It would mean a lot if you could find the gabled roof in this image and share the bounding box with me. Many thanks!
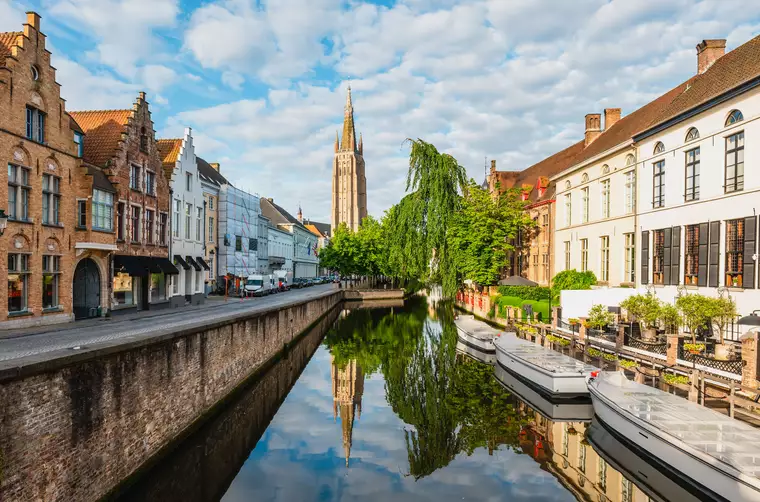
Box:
[304,220,331,238]
[514,140,586,204]
[197,156,229,187]
[85,164,117,193]
[305,224,323,238]
[157,138,182,182]
[260,198,308,231]
[69,110,131,167]
[0,32,20,65]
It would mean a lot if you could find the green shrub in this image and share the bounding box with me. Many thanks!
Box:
[663,373,690,386]
[497,285,551,301]
[520,300,550,321]
[551,269,597,302]
[619,359,637,369]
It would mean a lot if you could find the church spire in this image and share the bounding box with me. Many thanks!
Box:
[334,131,340,153]
[340,85,357,152]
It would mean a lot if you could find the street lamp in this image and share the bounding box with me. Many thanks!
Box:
[0,209,7,236]
[738,310,760,327]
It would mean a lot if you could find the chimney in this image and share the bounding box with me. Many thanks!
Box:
[696,39,726,74]
[584,113,602,147]
[604,108,621,130]
[26,12,40,31]
[490,159,496,174]
[209,163,220,172]
[138,91,146,101]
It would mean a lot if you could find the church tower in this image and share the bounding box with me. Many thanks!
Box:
[331,356,364,468]
[332,85,367,233]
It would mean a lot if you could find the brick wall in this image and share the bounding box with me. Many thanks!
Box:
[0,290,342,502]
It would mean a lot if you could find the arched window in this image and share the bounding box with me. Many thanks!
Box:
[685,127,699,142]
[31,65,39,81]
[565,180,571,190]
[601,165,610,175]
[726,109,744,126]
[625,154,635,166]
[654,142,665,154]
[581,173,589,183]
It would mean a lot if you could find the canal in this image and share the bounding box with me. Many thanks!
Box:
[114,296,711,502]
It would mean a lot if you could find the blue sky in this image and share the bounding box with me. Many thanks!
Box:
[2,0,760,222]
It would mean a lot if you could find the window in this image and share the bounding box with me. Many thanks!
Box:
[685,127,700,142]
[185,203,192,240]
[42,255,60,309]
[25,106,45,143]
[146,209,155,244]
[652,160,665,208]
[8,164,30,221]
[685,225,699,285]
[600,236,610,282]
[74,132,84,157]
[685,148,700,201]
[150,273,166,301]
[654,141,665,154]
[725,131,744,193]
[726,219,745,287]
[624,233,635,283]
[235,235,243,252]
[564,241,571,270]
[31,65,39,81]
[250,238,257,251]
[621,478,633,502]
[565,180,571,190]
[208,216,214,243]
[130,164,141,191]
[131,206,140,243]
[8,254,30,313]
[578,444,587,473]
[209,197,214,211]
[92,189,113,231]
[598,458,608,492]
[624,170,636,214]
[114,273,134,305]
[77,200,87,228]
[145,171,156,195]
[580,239,588,272]
[140,127,148,153]
[542,253,549,281]
[208,255,214,280]
[653,229,665,284]
[726,109,744,126]
[564,193,572,227]
[117,202,125,240]
[196,207,202,241]
[601,164,610,175]
[173,200,181,237]
[581,173,589,183]
[600,179,610,218]
[42,174,61,225]
[625,154,635,167]
[581,187,589,223]
[186,172,192,191]
[159,213,168,245]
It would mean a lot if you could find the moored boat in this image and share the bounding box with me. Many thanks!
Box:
[456,340,496,365]
[588,371,760,502]
[454,315,503,354]
[495,334,597,398]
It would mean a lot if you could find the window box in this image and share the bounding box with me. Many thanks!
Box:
[7,310,32,318]
[43,306,63,313]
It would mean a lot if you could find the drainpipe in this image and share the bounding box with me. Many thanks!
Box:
[168,187,174,297]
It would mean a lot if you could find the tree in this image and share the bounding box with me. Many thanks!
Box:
[658,303,682,334]
[550,270,597,303]
[709,296,738,345]
[676,294,713,343]
[620,293,661,330]
[587,304,614,330]
[448,181,535,286]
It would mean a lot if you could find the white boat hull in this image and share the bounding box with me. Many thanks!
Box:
[589,381,760,502]
[495,343,591,397]
[455,324,496,354]
[456,340,496,365]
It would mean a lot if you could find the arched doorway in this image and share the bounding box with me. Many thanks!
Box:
[73,258,101,320]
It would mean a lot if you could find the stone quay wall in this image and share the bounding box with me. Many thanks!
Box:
[0,290,342,502]
[343,289,405,301]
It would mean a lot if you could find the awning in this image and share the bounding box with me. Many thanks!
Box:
[196,256,211,271]
[114,255,149,277]
[269,255,285,265]
[174,255,191,270]
[156,257,180,275]
[186,256,202,271]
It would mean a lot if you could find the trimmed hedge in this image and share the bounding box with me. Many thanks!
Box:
[520,300,550,321]
[497,285,551,301]
[493,295,550,320]
[495,296,523,317]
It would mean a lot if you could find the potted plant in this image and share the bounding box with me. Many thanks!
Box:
[568,318,579,326]
[621,293,661,340]
[658,303,681,336]
[587,304,614,331]
[709,296,737,360]
[676,293,712,345]
[684,342,705,354]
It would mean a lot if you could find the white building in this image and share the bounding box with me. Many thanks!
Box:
[218,185,261,281]
[158,129,207,307]
[260,198,319,279]
[198,158,228,292]
[633,37,760,326]
[257,214,270,273]
[267,225,294,281]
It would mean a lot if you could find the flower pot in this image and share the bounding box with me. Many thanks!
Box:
[643,327,657,341]
[714,343,732,361]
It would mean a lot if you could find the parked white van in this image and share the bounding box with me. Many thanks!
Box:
[244,274,274,297]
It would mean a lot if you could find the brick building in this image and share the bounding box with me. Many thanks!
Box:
[70,93,177,314]
[0,13,84,328]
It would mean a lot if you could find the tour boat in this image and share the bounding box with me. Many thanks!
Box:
[493,363,593,422]
[588,418,722,502]
[588,371,760,502]
[456,340,496,365]
[454,315,502,354]
[494,334,597,398]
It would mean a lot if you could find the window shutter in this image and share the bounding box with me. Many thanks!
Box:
[744,216,757,289]
[671,226,681,286]
[663,227,672,285]
[698,222,708,287]
[709,221,721,287]
[641,231,649,285]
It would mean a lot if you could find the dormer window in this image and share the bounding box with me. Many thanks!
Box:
[625,154,635,166]
[581,173,589,183]
[726,109,744,126]
[140,127,148,153]
[31,65,39,81]
[685,127,700,142]
[653,142,665,154]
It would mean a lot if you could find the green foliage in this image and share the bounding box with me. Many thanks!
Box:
[586,304,614,329]
[663,373,690,386]
[448,180,536,286]
[497,285,550,301]
[547,334,570,346]
[587,348,602,357]
[519,300,549,321]
[550,269,597,302]
[684,342,705,352]
[620,293,661,329]
[709,296,738,344]
[619,359,637,369]
[676,294,714,343]
[658,303,681,334]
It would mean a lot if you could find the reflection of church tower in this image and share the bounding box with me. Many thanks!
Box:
[331,356,364,467]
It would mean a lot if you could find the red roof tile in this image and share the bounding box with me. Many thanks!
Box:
[157,138,182,182]
[0,32,21,65]
[69,110,131,167]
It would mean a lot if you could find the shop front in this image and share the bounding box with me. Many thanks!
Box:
[112,255,179,313]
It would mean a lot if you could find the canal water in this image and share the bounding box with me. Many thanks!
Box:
[116,296,709,502]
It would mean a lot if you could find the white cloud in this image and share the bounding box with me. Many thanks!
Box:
[221,71,245,90]
[0,0,24,32]
[140,64,178,93]
[54,56,139,111]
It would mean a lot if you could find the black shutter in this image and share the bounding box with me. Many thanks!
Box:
[698,223,708,287]
[709,221,721,288]
[744,216,757,289]
[671,226,681,286]
[663,227,672,285]
[641,231,649,285]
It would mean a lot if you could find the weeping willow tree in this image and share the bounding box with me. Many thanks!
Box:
[384,140,467,296]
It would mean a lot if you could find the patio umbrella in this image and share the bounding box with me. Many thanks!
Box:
[497,276,539,287]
